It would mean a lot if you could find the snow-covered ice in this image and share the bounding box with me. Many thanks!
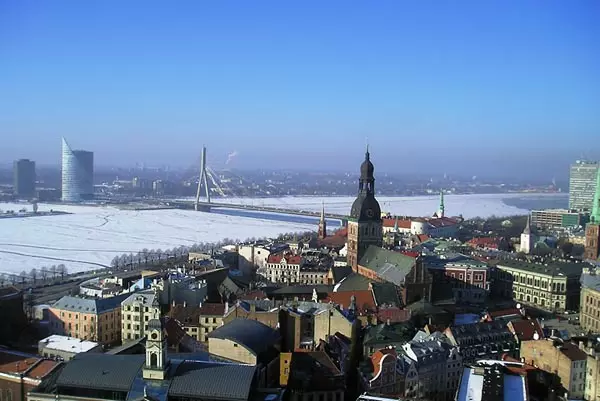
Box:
[0,193,566,275]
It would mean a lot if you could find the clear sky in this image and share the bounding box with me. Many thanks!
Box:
[1,1,599,178]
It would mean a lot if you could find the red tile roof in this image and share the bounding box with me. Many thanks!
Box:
[382,218,412,229]
[510,319,544,341]
[416,234,430,243]
[0,350,58,379]
[489,308,523,320]
[400,251,420,258]
[26,359,59,379]
[199,302,226,316]
[376,307,411,324]
[467,237,504,249]
[267,253,302,264]
[324,291,375,311]
[426,217,459,228]
[239,290,268,301]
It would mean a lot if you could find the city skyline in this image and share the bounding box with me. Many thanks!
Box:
[1,1,599,177]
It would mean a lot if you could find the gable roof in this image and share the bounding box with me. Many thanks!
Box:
[324,291,375,312]
[333,273,372,292]
[358,246,416,286]
[287,351,343,391]
[370,348,397,382]
[267,253,302,264]
[330,266,353,283]
[370,282,401,307]
[208,319,279,356]
[509,319,544,341]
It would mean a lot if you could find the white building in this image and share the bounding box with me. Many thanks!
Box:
[520,216,535,254]
[38,335,102,360]
[121,290,161,341]
[238,243,289,276]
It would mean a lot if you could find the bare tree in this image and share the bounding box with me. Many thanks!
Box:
[156,249,163,261]
[111,256,120,269]
[57,264,67,280]
[19,270,28,286]
[40,267,48,281]
[30,268,38,284]
[0,273,6,287]
[142,248,149,265]
[49,265,57,280]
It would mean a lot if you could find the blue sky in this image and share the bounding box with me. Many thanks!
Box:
[1,1,599,177]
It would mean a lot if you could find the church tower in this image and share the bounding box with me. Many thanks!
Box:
[520,215,534,254]
[318,201,327,240]
[347,146,383,270]
[143,291,168,380]
[434,190,445,218]
[585,169,600,260]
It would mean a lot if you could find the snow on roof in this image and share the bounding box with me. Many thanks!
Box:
[39,335,100,353]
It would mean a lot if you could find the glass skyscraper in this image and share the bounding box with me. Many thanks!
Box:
[61,137,94,202]
[569,160,599,212]
[13,159,36,198]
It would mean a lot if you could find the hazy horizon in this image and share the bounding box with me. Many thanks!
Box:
[1,1,599,179]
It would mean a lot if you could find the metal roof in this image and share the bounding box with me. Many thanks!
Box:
[208,318,279,356]
[359,246,415,286]
[52,293,131,314]
[168,361,256,401]
[55,353,144,392]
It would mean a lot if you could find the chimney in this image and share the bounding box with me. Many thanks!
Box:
[579,341,585,351]
[183,300,187,307]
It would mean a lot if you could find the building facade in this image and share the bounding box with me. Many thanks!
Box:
[0,349,59,401]
[61,137,94,202]
[49,294,129,344]
[531,209,589,229]
[570,160,599,212]
[492,260,583,312]
[264,253,302,283]
[580,268,600,333]
[585,168,600,261]
[425,255,489,304]
[13,159,36,198]
[520,338,587,399]
[444,321,519,364]
[347,148,383,270]
[121,291,161,341]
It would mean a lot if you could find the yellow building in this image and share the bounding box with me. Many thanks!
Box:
[167,302,226,342]
[580,268,600,333]
[493,260,583,312]
[121,291,160,341]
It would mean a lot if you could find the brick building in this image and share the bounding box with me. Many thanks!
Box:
[0,349,59,401]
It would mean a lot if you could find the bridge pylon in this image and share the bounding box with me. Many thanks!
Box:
[195,146,211,211]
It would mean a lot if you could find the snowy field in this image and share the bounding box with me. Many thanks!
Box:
[0,193,566,275]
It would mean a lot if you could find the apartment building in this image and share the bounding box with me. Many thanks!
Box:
[121,290,161,341]
[167,302,226,342]
[492,260,583,312]
[580,267,600,333]
[520,338,587,399]
[49,294,129,344]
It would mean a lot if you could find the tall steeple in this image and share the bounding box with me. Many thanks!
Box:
[318,201,327,240]
[523,215,532,235]
[435,190,445,218]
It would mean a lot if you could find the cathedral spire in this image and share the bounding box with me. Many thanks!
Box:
[318,201,327,239]
[437,190,445,218]
[523,215,532,235]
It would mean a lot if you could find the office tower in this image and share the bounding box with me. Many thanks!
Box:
[570,160,599,212]
[61,137,94,202]
[584,169,600,260]
[13,159,36,198]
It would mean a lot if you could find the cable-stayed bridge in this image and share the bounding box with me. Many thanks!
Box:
[174,147,349,225]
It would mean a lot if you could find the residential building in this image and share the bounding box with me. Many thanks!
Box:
[444,321,519,363]
[120,290,161,341]
[580,267,600,333]
[399,332,462,401]
[265,253,302,283]
[582,338,600,401]
[238,242,288,276]
[360,347,401,397]
[531,208,589,229]
[13,158,36,198]
[0,349,59,401]
[357,246,432,305]
[167,302,226,342]
[507,318,545,344]
[424,254,489,304]
[38,335,102,360]
[49,294,130,344]
[347,147,383,270]
[28,326,262,401]
[492,260,584,312]
[61,137,94,202]
[466,236,510,251]
[224,300,279,329]
[363,322,416,357]
[570,160,599,212]
[280,351,345,401]
[521,338,587,399]
[154,270,208,306]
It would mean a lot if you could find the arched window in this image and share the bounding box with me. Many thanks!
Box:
[150,353,158,368]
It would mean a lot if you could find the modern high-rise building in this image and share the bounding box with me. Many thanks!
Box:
[13,159,36,198]
[61,137,94,202]
[569,160,599,212]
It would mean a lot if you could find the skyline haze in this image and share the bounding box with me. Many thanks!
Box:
[1,1,599,178]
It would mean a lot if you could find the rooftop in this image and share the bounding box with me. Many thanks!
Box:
[496,259,584,277]
[358,246,416,286]
[208,318,280,356]
[39,335,100,353]
[52,293,131,314]
[0,348,59,379]
[122,291,157,307]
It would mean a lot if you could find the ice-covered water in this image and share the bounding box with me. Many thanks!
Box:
[0,193,565,275]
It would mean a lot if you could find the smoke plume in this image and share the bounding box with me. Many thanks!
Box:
[226,151,239,165]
